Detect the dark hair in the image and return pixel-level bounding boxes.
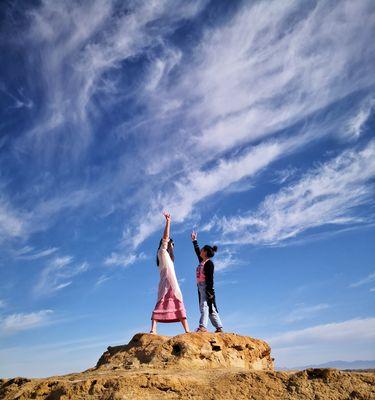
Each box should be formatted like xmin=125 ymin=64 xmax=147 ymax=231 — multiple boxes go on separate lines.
xmin=202 ymin=245 xmax=218 ymax=258
xmin=156 ymin=238 xmax=174 ymax=266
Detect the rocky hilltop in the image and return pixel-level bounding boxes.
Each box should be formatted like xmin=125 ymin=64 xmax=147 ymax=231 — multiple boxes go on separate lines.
xmin=1 ymin=332 xmax=374 ymax=400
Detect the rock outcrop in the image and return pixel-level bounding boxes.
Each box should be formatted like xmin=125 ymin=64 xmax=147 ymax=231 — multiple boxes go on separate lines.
xmin=96 ymin=332 xmax=274 ymax=371
xmin=1 ymin=332 xmax=374 ymax=400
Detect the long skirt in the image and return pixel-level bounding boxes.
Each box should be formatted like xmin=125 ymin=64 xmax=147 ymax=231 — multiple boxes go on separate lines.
xmin=152 ymin=287 xmax=187 ymax=323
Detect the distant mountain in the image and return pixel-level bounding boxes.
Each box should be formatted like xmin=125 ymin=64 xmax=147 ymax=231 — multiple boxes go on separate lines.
xmin=287 ymin=360 xmax=375 ymax=370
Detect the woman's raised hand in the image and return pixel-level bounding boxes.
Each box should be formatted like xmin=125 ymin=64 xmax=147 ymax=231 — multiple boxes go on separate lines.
xmin=162 ymin=211 xmax=171 ymax=221
xmin=191 ymin=230 xmax=197 ymax=241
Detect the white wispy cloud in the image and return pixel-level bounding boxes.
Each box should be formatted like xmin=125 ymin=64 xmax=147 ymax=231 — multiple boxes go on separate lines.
xmin=206 ymin=140 xmax=375 ymax=245
xmin=34 ymin=256 xmax=88 ymax=295
xmin=268 ymin=317 xmax=375 ymax=347
xmin=0 ymin=1 xmax=208 ymax=248
xmin=19 ymin=0 xmax=206 ymax=155
xmin=12 ymin=0 xmax=373 ymax=167
xmin=345 ymin=97 xmax=374 ymax=139
xmin=151 ymin=0 xmax=375 ymax=155
xmin=0 ymin=309 xmax=53 ymax=334
xmin=53 ymin=282 xmax=72 ymax=291
xmin=350 ymin=272 xmax=375 ymax=288
xmin=14 ymin=246 xmax=58 ymax=260
xmin=0 ymin=83 xmax=34 ymax=110
xmin=215 ymin=279 xmax=238 ymax=287
xmin=32 ymin=189 xmax=96 ymax=218
xmin=0 ymin=299 xmax=6 ymax=309
xmin=0 ymin=199 xmax=25 ymax=241
xmin=104 ymin=252 xmax=146 ymax=268
xmin=95 ymin=275 xmax=110 ymax=287
xmin=0 ymin=186 xmax=101 ymax=244
xmin=283 ymin=303 xmax=330 ymax=323
xmin=272 ymin=167 xmax=298 ymax=185
xmin=131 ymin=135 xmax=304 ymax=248
xmin=214 ymin=249 xmax=241 ymax=272
xmin=121 ymin=0 xmax=375 ymax=248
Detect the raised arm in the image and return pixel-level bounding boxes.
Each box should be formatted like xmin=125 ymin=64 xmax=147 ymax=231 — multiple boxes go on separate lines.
xmin=162 ymin=211 xmax=171 ymax=240
xmin=191 ymin=230 xmax=202 ymax=262
xmin=158 ymin=212 xmax=171 ymax=267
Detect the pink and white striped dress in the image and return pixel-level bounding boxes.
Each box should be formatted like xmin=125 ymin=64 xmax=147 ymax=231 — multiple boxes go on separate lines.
xmin=151 ymin=239 xmax=187 ymax=322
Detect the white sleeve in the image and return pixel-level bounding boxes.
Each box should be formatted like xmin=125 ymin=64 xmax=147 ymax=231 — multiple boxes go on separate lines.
xmin=158 ymin=239 xmax=169 ymax=268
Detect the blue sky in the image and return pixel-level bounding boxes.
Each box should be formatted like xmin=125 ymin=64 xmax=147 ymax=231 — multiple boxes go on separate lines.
xmin=0 ymin=0 xmax=374 ymax=377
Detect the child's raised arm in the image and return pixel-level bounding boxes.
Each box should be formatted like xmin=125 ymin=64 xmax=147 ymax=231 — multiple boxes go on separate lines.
xmin=191 ymin=230 xmax=202 ymax=262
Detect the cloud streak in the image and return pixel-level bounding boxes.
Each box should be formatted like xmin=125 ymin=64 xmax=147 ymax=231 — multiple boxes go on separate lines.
xmin=214 ymin=249 xmax=241 ymax=272
xmin=0 ymin=310 xmax=53 ymax=334
xmin=345 ymin=97 xmax=374 ymax=140
xmin=14 ymin=246 xmax=58 ymax=260
xmin=283 ymin=303 xmax=330 ymax=324
xmin=18 ymin=0 xmax=206 ymax=155
xmin=104 ymin=252 xmax=146 ymax=268
xmin=269 ymin=317 xmax=375 ymax=347
xmin=206 ymin=140 xmax=375 ymax=245
xmin=131 ymin=135 xmax=305 ymax=248
xmin=120 ymin=0 xmax=375 ymax=248
xmin=0 ymin=199 xmax=25 ymax=242
xmin=34 ymin=256 xmax=88 ymax=296
xmin=350 ymin=272 xmax=375 ymax=288
xmin=147 ymin=0 xmax=375 ymax=155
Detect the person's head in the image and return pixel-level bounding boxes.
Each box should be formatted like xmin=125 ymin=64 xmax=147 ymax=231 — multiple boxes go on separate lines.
xmin=156 ymin=238 xmax=174 ymax=266
xmin=200 ymin=244 xmax=218 ymax=259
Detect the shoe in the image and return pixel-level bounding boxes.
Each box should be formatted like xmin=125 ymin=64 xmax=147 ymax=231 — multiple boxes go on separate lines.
xmin=215 ymin=327 xmax=224 ymax=333
xmin=195 ymin=326 xmax=208 ymax=332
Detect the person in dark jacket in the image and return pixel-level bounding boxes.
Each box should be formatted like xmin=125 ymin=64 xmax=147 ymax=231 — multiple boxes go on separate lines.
xmin=191 ymin=230 xmax=223 ymax=333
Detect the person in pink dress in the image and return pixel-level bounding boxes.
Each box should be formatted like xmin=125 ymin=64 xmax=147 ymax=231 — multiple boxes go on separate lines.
xmin=150 ymin=211 xmax=190 ymax=334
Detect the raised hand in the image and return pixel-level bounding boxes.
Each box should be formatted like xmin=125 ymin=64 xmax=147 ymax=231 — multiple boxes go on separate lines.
xmin=163 ymin=211 xmax=171 ymax=221
xmin=191 ymin=230 xmax=197 ymax=241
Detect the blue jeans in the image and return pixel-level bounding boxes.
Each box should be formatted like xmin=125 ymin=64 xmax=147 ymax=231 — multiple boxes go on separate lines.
xmin=197 ymin=282 xmax=223 ymax=329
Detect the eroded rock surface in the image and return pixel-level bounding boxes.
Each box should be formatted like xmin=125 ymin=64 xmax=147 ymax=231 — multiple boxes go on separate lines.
xmin=96 ymin=332 xmax=274 ymax=371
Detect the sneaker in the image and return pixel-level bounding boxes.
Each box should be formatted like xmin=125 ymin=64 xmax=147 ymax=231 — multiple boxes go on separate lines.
xmin=195 ymin=326 xmax=208 ymax=332
xmin=215 ymin=327 xmax=224 ymax=333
